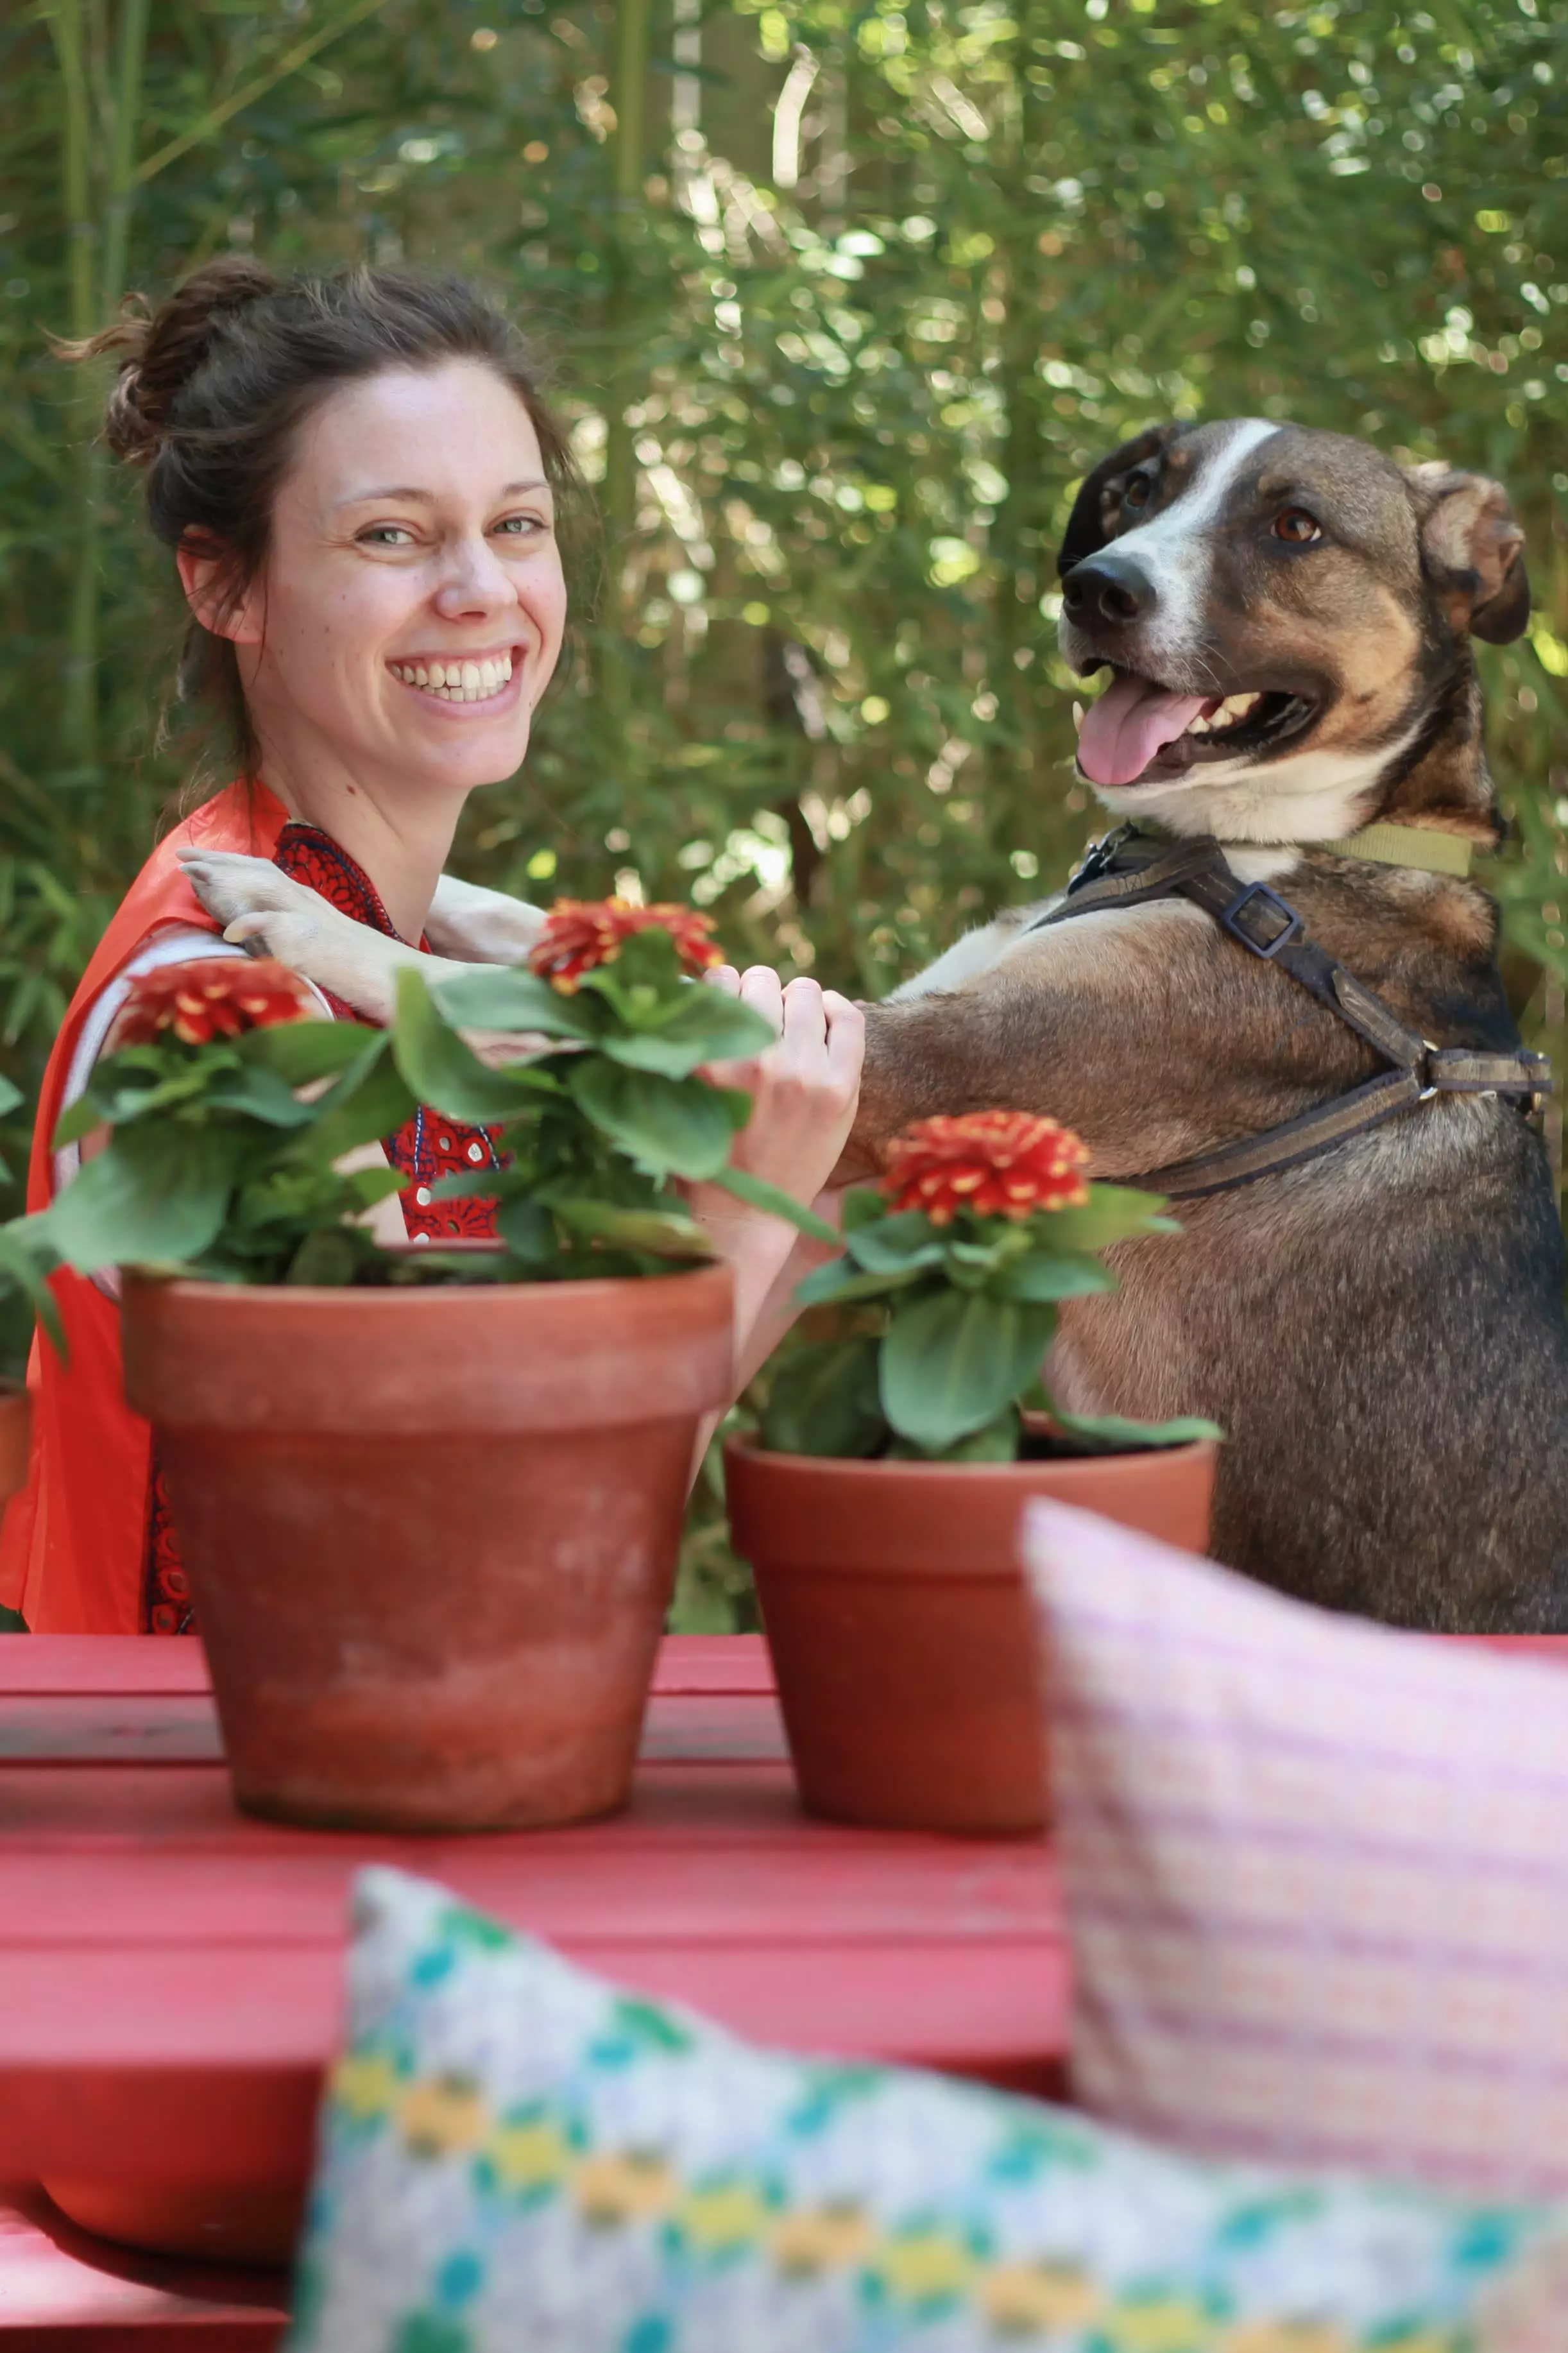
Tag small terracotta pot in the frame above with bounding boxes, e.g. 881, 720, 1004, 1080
0, 1382, 31, 1509
726, 1437, 1216, 1836
123, 1264, 733, 1832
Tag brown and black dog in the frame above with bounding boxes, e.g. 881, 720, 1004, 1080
183, 419, 1568, 1631
851, 419, 1568, 1630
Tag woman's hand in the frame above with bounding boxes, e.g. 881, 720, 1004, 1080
685, 968, 864, 1431
703, 966, 865, 1210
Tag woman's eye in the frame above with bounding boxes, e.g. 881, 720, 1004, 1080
1124, 475, 1153, 510
360, 525, 416, 548
1273, 508, 1322, 544
493, 514, 547, 539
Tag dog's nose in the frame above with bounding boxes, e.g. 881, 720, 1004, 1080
1061, 552, 1156, 627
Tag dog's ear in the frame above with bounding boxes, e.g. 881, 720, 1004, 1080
1407, 461, 1530, 645
1057, 422, 1184, 579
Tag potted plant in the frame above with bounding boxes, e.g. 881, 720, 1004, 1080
28, 900, 825, 1830
725, 1109, 1220, 1835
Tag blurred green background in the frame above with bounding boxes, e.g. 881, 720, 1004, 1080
3, 0, 1566, 1625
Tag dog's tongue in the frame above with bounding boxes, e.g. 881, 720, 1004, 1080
1077, 673, 1209, 789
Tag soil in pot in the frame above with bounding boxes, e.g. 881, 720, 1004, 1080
123, 1262, 733, 1833
725, 1435, 1216, 1836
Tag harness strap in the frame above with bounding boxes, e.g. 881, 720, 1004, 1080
1033, 828, 1552, 1199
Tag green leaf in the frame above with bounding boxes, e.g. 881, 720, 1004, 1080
758, 1335, 887, 1458
879, 1288, 1057, 1450
844, 1208, 947, 1275
238, 1022, 386, 1085
0, 1076, 23, 1120
646, 986, 776, 1057
552, 1198, 716, 1258
841, 1188, 891, 1233
705, 1165, 840, 1240
568, 1059, 737, 1179
430, 967, 599, 1039
889, 1410, 1018, 1462
1040, 1188, 1180, 1252
793, 1254, 923, 1307
392, 970, 547, 1125
0, 1217, 64, 1356
1048, 1408, 1224, 1453
290, 1043, 418, 1165
990, 1254, 1118, 1304
45, 1123, 243, 1274
495, 1196, 560, 1263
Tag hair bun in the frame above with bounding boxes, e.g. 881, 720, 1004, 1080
83, 257, 281, 465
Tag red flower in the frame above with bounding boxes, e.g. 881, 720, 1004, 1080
108, 958, 319, 1049
528, 898, 723, 993
882, 1110, 1091, 1226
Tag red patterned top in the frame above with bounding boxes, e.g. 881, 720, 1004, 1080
271, 824, 504, 1242
143, 823, 503, 1633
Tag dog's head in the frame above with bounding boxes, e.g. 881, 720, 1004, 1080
1056, 419, 1528, 843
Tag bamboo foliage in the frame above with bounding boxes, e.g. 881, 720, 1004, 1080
3, 0, 1567, 1195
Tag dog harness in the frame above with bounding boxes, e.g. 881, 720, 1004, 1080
1031, 826, 1554, 1199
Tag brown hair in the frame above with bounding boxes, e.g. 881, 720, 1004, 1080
66, 257, 577, 781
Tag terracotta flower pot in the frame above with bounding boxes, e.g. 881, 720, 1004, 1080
725, 1437, 1216, 1836
0, 1381, 30, 1509
121, 1264, 733, 1832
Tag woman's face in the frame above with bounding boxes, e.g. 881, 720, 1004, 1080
195, 358, 568, 805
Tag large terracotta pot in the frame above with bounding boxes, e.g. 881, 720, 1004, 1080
725, 1437, 1216, 1836
122, 1264, 733, 1832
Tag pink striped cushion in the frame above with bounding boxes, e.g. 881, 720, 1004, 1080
1021, 1500, 1568, 2202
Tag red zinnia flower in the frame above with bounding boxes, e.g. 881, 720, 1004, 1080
882, 1109, 1091, 1226
108, 958, 319, 1050
528, 897, 724, 993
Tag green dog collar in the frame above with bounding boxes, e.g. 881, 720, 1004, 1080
1315, 823, 1476, 879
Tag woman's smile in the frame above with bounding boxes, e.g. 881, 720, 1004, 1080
388, 646, 524, 708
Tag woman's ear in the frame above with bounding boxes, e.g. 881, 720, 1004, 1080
175, 535, 264, 646
1406, 461, 1530, 645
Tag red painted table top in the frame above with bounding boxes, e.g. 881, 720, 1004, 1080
0, 1636, 1066, 2197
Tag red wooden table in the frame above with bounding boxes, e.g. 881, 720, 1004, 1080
0, 1634, 1066, 2341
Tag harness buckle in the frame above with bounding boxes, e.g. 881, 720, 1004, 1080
1067, 824, 1134, 894
1220, 881, 1304, 960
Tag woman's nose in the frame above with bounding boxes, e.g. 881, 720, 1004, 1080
432, 535, 516, 619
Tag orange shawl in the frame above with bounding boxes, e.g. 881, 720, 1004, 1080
0, 780, 288, 1632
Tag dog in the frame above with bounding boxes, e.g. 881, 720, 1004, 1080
182, 420, 1568, 1631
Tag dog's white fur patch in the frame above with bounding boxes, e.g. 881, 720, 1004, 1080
1102, 417, 1279, 680
1093, 730, 1422, 845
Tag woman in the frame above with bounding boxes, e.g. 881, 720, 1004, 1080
1, 259, 862, 1635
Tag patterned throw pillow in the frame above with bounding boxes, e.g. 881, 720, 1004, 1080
284, 1866, 1567, 2352
1020, 1500, 1568, 2206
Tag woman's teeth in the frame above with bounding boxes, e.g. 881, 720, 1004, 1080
1187, 690, 1264, 737
391, 655, 514, 703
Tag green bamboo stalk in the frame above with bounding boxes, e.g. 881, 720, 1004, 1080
49, 0, 101, 773
602, 0, 652, 588
101, 0, 150, 313
133, 0, 388, 185
597, 0, 653, 730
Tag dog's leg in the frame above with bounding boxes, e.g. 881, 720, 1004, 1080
425, 874, 547, 964
179, 850, 490, 1025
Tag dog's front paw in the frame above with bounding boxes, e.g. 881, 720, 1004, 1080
180, 851, 325, 954
178, 848, 402, 1020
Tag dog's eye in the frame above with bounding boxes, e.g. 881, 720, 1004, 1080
1273, 508, 1322, 544
1123, 475, 1153, 511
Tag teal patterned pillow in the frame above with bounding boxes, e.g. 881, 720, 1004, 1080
285, 1868, 1565, 2353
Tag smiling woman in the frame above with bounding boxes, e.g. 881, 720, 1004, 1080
2, 259, 862, 1635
